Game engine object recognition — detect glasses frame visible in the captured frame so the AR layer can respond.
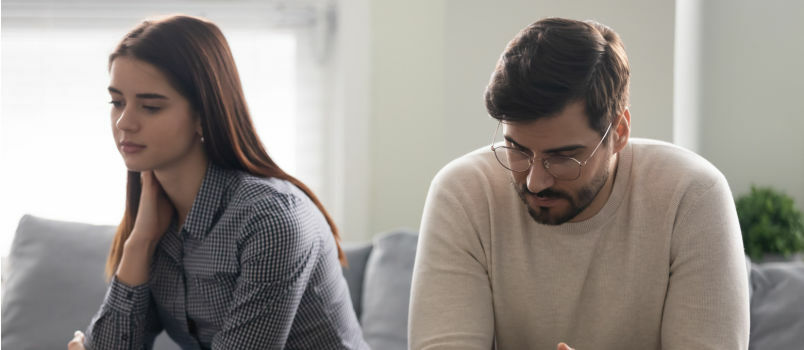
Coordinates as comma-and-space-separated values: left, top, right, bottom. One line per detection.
490, 121, 613, 181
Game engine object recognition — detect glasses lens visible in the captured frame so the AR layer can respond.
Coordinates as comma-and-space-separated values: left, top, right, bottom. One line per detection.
494, 147, 530, 172
544, 157, 581, 180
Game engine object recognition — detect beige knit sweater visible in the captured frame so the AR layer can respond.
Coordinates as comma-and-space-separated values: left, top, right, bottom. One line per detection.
409, 138, 749, 349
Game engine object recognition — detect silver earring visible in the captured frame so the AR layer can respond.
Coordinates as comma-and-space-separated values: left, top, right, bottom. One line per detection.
201, 136, 205, 143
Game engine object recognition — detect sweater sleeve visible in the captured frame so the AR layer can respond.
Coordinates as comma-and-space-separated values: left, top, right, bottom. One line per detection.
84, 276, 162, 350
409, 165, 495, 350
661, 177, 750, 349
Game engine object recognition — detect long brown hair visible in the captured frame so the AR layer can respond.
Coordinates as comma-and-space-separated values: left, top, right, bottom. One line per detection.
105, 15, 345, 278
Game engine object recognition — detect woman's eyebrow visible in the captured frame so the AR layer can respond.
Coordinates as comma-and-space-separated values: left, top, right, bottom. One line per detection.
135, 93, 168, 100
107, 86, 168, 100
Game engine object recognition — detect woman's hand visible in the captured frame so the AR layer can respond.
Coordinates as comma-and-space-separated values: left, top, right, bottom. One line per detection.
557, 342, 575, 350
115, 170, 175, 286
128, 170, 174, 246
67, 331, 86, 350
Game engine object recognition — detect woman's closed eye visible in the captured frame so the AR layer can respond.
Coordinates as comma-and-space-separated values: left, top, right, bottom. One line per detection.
142, 105, 162, 113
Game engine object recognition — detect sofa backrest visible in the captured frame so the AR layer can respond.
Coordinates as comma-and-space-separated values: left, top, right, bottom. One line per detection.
358, 230, 418, 350
341, 241, 373, 319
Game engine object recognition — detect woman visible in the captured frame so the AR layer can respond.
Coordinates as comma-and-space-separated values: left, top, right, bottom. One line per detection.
67, 15, 367, 349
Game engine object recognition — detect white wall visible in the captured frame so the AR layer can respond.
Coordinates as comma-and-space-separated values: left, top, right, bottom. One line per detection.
675, 0, 804, 209
330, 0, 372, 241
365, 0, 676, 237
695, 0, 804, 207
368, 0, 448, 236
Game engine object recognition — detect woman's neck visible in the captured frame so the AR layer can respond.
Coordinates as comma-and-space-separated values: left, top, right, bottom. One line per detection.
153, 151, 209, 228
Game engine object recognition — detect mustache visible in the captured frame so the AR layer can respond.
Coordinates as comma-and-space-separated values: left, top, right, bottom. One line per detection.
517, 183, 571, 200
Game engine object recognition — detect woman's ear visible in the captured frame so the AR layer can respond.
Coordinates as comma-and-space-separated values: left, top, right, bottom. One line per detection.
611, 107, 631, 153
195, 118, 204, 141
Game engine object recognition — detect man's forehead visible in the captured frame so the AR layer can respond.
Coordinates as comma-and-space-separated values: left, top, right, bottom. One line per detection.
502, 114, 597, 149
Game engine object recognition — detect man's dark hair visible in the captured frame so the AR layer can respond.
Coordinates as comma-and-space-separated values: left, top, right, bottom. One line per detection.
484, 18, 630, 135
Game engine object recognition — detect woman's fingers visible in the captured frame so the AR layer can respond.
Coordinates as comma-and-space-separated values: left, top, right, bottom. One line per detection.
130, 170, 174, 244
140, 170, 156, 191
557, 342, 575, 350
67, 331, 86, 350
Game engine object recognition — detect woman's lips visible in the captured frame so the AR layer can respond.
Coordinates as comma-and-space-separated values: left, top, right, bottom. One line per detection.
119, 141, 146, 154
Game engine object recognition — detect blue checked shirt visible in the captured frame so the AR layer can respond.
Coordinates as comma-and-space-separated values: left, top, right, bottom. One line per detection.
85, 163, 368, 350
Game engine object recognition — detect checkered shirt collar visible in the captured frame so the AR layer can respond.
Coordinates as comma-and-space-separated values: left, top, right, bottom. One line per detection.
181, 162, 236, 241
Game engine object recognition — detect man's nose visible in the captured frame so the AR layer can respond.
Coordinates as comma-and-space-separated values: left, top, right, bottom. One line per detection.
526, 159, 555, 194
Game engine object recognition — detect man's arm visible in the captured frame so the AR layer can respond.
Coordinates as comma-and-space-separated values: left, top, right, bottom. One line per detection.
661, 177, 750, 349
409, 168, 495, 350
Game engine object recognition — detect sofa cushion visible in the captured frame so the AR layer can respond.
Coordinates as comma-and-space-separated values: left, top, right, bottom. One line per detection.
749, 261, 804, 350
1, 215, 179, 350
360, 230, 418, 350
2, 215, 115, 349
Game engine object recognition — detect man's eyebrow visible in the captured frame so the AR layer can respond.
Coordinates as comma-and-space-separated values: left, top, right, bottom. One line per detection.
503, 135, 586, 154
503, 135, 528, 150
543, 144, 586, 154
107, 87, 168, 100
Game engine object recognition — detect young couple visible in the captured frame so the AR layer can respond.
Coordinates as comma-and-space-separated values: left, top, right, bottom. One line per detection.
69, 15, 748, 350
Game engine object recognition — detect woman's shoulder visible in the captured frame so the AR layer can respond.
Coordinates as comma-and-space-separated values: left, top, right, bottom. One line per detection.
222, 170, 324, 238
224, 171, 308, 214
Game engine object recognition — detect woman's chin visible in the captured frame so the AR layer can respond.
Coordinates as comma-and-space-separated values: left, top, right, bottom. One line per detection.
121, 160, 150, 173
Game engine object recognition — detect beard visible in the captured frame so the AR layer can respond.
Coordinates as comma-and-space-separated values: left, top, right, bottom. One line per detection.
514, 166, 610, 225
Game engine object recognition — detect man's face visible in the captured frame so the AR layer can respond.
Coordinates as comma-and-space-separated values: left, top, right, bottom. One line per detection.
502, 101, 614, 225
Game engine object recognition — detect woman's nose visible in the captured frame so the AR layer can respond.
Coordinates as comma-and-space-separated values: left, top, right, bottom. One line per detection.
114, 108, 137, 132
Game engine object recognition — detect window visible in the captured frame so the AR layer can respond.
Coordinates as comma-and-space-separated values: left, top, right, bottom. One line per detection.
0, 1, 333, 255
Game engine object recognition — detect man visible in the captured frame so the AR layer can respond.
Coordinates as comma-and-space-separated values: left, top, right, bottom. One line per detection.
409, 18, 749, 349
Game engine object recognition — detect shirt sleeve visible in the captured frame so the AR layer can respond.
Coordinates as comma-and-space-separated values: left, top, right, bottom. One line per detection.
209, 194, 319, 349
84, 276, 163, 350
661, 177, 750, 349
408, 166, 495, 350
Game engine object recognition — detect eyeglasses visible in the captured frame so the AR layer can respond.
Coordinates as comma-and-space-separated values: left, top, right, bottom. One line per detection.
490, 121, 612, 181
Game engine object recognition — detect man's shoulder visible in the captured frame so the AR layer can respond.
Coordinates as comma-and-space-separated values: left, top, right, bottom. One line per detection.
430, 146, 502, 189
629, 138, 727, 190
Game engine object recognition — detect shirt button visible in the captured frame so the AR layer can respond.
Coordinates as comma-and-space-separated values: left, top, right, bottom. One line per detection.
121, 334, 128, 341
126, 292, 133, 300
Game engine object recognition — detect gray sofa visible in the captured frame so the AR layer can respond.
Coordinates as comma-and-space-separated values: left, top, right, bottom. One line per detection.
1, 215, 417, 350
3, 215, 804, 349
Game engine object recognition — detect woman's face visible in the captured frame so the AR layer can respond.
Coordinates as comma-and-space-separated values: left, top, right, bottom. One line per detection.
108, 57, 202, 172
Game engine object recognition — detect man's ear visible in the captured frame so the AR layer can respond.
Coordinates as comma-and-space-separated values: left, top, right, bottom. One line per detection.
611, 107, 630, 153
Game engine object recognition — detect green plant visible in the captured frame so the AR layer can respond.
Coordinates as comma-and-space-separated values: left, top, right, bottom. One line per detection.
736, 186, 804, 260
